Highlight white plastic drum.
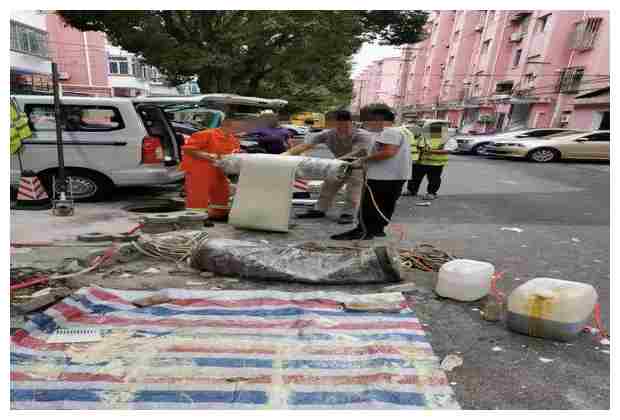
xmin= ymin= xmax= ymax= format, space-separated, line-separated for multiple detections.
xmin=507 ymin=277 xmax=598 ymax=341
xmin=435 ymin=259 xmax=495 ymax=301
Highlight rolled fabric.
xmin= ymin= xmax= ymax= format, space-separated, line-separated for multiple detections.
xmin=215 ymin=154 xmax=351 ymax=181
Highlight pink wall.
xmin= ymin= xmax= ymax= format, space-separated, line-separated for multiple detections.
xmin=357 ymin=9 xmax=609 ymax=130
xmin=441 ymin=11 xmax=482 ymax=102
xmin=46 ymin=14 xmax=109 ymax=92
xmin=352 ymin=57 xmax=402 ymax=110
xmin=420 ymin=11 xmax=455 ymax=105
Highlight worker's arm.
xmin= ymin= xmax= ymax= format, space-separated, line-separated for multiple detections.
xmin=282 ymin=143 xmax=315 ymax=156
xmin=365 ymin=143 xmax=400 ymax=161
xmin=185 ymin=149 xmax=218 ymax=161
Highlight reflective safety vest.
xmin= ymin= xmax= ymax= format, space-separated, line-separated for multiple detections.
xmin=10 ymin=100 xmax=31 ymax=155
xmin=399 ymin=126 xmax=419 ymax=162
xmin=418 ymin=137 xmax=449 ymax=166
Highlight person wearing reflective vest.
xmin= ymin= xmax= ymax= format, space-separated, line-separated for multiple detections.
xmin=406 ymin=125 xmax=449 ymax=200
xmin=10 ymin=99 xmax=32 ymax=156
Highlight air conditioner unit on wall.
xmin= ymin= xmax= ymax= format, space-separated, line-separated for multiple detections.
xmin=474 ymin=24 xmax=484 ymax=32
xmin=58 ymin=72 xmax=70 ymax=80
xmin=510 ymin=32 xmax=524 ymax=42
xmin=560 ymin=114 xmax=571 ymax=123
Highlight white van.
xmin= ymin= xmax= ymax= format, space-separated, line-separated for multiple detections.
xmin=11 ymin=95 xmax=183 ymax=201
xmin=11 ymin=94 xmax=288 ymax=202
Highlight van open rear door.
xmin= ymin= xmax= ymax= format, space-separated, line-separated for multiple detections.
xmin=135 ymin=104 xmax=181 ymax=166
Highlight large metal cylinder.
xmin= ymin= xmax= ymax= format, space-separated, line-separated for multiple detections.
xmin=192 ymin=239 xmax=402 ymax=285
xmin=215 ymin=154 xmax=351 ymax=181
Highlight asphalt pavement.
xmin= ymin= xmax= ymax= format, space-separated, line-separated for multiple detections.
xmin=10 ymin=152 xmax=610 ymax=409
xmin=392 ymin=154 xmax=610 ymax=409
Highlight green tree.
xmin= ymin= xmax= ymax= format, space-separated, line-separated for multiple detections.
xmin=57 ymin=11 xmax=428 ymax=111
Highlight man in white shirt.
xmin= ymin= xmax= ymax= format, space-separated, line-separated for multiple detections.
xmin=331 ymin=107 xmax=412 ymax=240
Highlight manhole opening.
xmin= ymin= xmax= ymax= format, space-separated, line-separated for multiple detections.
xmin=124 ymin=200 xmax=185 ymax=213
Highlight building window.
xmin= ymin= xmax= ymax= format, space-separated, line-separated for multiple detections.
xmin=481 ymin=40 xmax=491 ymax=56
xmin=571 ymin=17 xmax=603 ymax=50
xmin=109 ymin=56 xmax=129 ymax=75
xmin=524 ymin=72 xmax=536 ymax=88
xmin=557 ymin=67 xmax=585 ymax=93
xmin=538 ymin=14 xmax=550 ymax=32
xmin=10 ymin=20 xmax=49 ymax=58
xmin=559 ymin=111 xmax=571 ymax=127
xmin=513 ymin=49 xmax=522 ymax=67
xmin=496 ymin=81 xmax=514 ymax=94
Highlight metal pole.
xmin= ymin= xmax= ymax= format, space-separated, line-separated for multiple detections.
xmin=52 ymin=62 xmax=66 ymax=196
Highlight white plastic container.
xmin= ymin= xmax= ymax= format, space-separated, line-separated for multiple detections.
xmin=506 ymin=278 xmax=598 ymax=341
xmin=435 ymin=259 xmax=495 ymax=301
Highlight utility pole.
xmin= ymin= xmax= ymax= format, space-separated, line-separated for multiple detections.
xmin=52 ymin=62 xmax=74 ymax=216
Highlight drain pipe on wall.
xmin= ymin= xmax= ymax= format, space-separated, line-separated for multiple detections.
xmin=550 ymin=11 xmax=586 ymax=127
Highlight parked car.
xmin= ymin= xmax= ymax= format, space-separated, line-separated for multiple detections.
xmin=484 ymin=130 xmax=609 ymax=162
xmin=454 ymin=128 xmax=583 ymax=155
xmin=11 ymin=95 xmax=183 ymax=202
xmin=11 ymin=94 xmax=289 ymax=202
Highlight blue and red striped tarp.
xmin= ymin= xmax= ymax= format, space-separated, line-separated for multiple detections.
xmin=11 ymin=287 xmax=459 ymax=409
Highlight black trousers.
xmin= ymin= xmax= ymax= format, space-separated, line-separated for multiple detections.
xmin=407 ymin=164 xmax=444 ymax=195
xmin=357 ymin=179 xmax=406 ymax=235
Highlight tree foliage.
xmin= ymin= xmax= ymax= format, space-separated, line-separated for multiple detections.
xmin=57 ymin=11 xmax=428 ymax=113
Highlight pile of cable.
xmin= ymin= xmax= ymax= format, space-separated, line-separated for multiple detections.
xmin=399 ymin=243 xmax=455 ymax=272
xmin=132 ymin=231 xmax=210 ymax=263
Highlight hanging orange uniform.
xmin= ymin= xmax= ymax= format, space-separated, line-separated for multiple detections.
xmin=180 ymin=128 xmax=240 ymax=219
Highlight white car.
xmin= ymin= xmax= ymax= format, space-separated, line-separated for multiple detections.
xmin=454 ymin=128 xmax=582 ymax=155
xmin=11 ymin=95 xmax=184 ymax=202
xmin=11 ymin=94 xmax=288 ymax=202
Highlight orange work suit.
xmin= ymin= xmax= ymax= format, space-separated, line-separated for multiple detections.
xmin=180 ymin=128 xmax=240 ymax=220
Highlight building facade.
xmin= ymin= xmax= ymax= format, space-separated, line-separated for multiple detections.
xmin=46 ymin=13 xmax=112 ymax=96
xmin=12 ymin=12 xmax=186 ymax=98
xmin=351 ymin=57 xmax=403 ymax=114
xmin=353 ymin=10 xmax=609 ymax=132
xmin=105 ymin=43 xmax=178 ymax=97
xmin=10 ymin=11 xmax=53 ymax=94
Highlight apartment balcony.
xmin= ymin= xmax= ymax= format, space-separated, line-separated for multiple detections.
xmin=509 ymin=11 xmax=532 ymax=22
xmin=509 ymin=32 xmax=525 ymax=43
xmin=569 ymin=17 xmax=603 ymax=51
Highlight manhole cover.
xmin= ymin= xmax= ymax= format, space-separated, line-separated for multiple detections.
xmin=124 ymin=199 xmax=185 ymax=213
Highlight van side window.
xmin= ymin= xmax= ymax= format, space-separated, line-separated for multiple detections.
xmin=25 ymin=105 xmax=57 ymax=131
xmin=24 ymin=104 xmax=125 ymax=132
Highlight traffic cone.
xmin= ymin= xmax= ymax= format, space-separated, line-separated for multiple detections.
xmin=12 ymin=171 xmax=52 ymax=210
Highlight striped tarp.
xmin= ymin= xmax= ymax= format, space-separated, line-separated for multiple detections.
xmin=11 ymin=287 xmax=459 ymax=410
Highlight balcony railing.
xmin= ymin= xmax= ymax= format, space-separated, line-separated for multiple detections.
xmin=509 ymin=11 xmax=532 ymax=22
xmin=570 ymin=17 xmax=603 ymax=51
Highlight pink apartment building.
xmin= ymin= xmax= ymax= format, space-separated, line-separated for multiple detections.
xmin=46 ymin=14 xmax=112 ymax=96
xmin=351 ymin=57 xmax=403 ymax=114
xmin=353 ymin=10 xmax=609 ymax=132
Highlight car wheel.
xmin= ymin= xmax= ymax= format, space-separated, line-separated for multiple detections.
xmin=471 ymin=143 xmax=489 ymax=155
xmin=528 ymin=148 xmax=559 ymax=163
xmin=40 ymin=169 xmax=114 ymax=202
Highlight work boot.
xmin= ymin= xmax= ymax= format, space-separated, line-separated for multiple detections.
xmin=330 ymin=227 xmax=374 ymax=241
xmin=297 ymin=209 xmax=326 ymax=219
xmin=337 ymin=214 xmax=354 ymax=224
xmin=423 ymin=194 xmax=438 ymax=200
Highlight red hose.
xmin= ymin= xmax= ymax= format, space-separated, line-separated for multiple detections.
xmin=10 ymin=275 xmax=49 ymax=291
xmin=127 ymin=223 xmax=144 ymax=235
xmin=490 ymin=271 xmax=506 ymax=303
